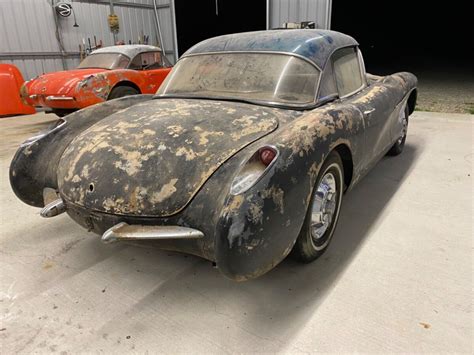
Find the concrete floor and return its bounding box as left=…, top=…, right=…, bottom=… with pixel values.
left=0, top=111, right=472, bottom=353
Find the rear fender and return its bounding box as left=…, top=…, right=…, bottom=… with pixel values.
left=9, top=95, right=153, bottom=207
left=214, top=104, right=364, bottom=280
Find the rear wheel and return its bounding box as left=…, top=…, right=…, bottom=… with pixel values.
left=291, top=151, right=344, bottom=262
left=387, top=104, right=409, bottom=156
left=108, top=86, right=140, bottom=100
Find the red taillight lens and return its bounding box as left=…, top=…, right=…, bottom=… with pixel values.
left=259, top=147, right=276, bottom=166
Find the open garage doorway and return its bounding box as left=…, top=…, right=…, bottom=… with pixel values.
left=331, top=1, right=474, bottom=113
left=174, top=0, right=266, bottom=56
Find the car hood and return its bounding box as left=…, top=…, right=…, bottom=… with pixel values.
left=58, top=98, right=280, bottom=217
left=26, top=68, right=106, bottom=96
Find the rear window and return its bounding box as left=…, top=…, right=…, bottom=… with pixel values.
left=157, top=53, right=320, bottom=105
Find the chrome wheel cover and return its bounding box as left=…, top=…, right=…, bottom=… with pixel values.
left=311, top=172, right=338, bottom=241
left=398, top=106, right=408, bottom=145
left=398, top=117, right=408, bottom=144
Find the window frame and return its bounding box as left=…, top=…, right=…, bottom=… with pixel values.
left=330, top=46, right=367, bottom=99
left=317, top=58, right=338, bottom=101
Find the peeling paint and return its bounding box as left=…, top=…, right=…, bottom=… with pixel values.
left=248, top=201, right=264, bottom=224
left=261, top=186, right=285, bottom=214
left=58, top=99, right=279, bottom=217
left=150, top=178, right=178, bottom=203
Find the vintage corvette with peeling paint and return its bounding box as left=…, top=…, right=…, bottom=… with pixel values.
left=10, top=30, right=417, bottom=281
left=20, top=45, right=172, bottom=117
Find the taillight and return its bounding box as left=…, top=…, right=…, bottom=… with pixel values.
left=259, top=147, right=276, bottom=166
left=230, top=145, right=279, bottom=195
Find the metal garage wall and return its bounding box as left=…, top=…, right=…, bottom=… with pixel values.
left=268, top=0, right=332, bottom=30
left=0, top=0, right=178, bottom=80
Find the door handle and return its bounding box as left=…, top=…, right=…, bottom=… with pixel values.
left=364, top=108, right=376, bottom=115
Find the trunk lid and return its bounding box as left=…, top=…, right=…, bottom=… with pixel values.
left=58, top=98, right=279, bottom=216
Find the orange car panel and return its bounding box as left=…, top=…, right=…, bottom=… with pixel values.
left=22, top=67, right=172, bottom=110
left=0, top=64, right=36, bottom=116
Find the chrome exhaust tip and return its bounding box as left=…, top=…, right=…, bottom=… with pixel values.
left=40, top=199, right=66, bottom=218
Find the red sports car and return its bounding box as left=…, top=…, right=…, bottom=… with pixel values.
left=21, top=45, right=172, bottom=116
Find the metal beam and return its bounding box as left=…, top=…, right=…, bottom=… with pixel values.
left=152, top=0, right=165, bottom=51
left=0, top=52, right=81, bottom=60
left=327, top=0, right=333, bottom=29
left=266, top=0, right=270, bottom=30
left=51, top=0, right=68, bottom=69
left=0, top=49, right=175, bottom=60
left=71, top=0, right=169, bottom=10
left=170, top=0, right=179, bottom=62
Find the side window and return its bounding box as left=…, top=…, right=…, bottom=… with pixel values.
left=332, top=47, right=364, bottom=97
left=141, top=52, right=163, bottom=69
left=129, top=52, right=164, bottom=70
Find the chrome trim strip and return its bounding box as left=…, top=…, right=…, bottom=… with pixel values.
left=20, top=117, right=67, bottom=147
left=357, top=47, right=368, bottom=87
left=101, top=222, right=205, bottom=244
left=40, top=199, right=66, bottom=218
left=46, top=96, right=74, bottom=101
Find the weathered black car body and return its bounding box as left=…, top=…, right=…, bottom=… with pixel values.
left=10, top=30, right=417, bottom=280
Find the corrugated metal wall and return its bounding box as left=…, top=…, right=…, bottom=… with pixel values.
left=0, top=0, right=332, bottom=80
left=268, top=0, right=331, bottom=30
left=0, top=0, right=177, bottom=80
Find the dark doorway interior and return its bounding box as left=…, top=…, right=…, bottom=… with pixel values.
left=332, top=1, right=474, bottom=113
left=174, top=0, right=266, bottom=56
left=332, top=1, right=473, bottom=73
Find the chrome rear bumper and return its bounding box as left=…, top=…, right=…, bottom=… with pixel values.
left=101, top=222, right=204, bottom=244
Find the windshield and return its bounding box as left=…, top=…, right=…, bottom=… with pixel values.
left=77, top=53, right=130, bottom=70
left=157, top=53, right=320, bottom=105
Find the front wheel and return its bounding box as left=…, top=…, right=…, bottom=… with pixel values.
left=108, top=86, right=140, bottom=100
left=387, top=104, right=409, bottom=156
left=291, top=151, right=344, bottom=262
